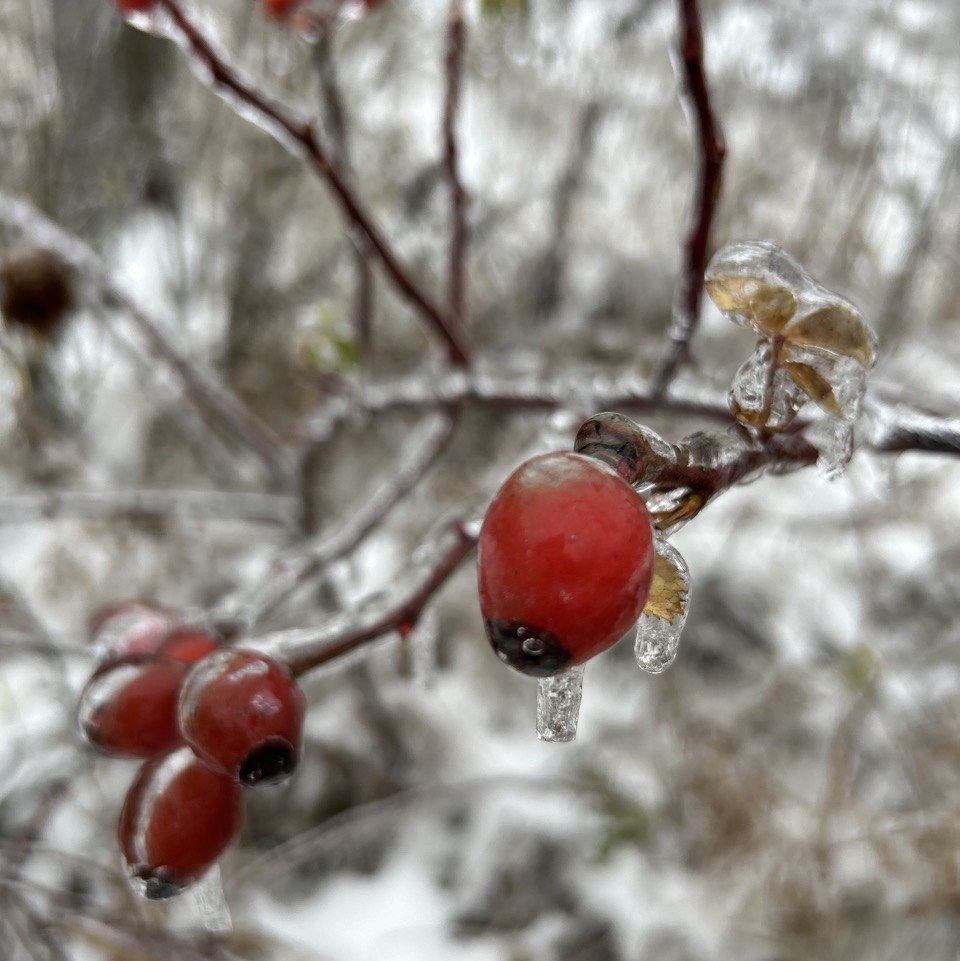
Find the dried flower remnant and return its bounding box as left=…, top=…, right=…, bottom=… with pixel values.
left=635, top=537, right=691, bottom=675
left=0, top=248, right=76, bottom=341
left=705, top=241, right=878, bottom=476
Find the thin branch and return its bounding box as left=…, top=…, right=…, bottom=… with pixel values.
left=157, top=0, right=471, bottom=368
left=0, top=489, right=297, bottom=526
left=259, top=520, right=476, bottom=676
left=217, top=413, right=459, bottom=628
left=442, top=0, right=469, bottom=333
left=298, top=368, right=737, bottom=446
left=0, top=194, right=294, bottom=487
left=312, top=29, right=375, bottom=350
left=653, top=0, right=726, bottom=393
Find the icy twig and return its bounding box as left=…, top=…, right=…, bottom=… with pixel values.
left=653, top=0, right=726, bottom=393
left=256, top=520, right=476, bottom=676
left=298, top=368, right=736, bottom=445
left=156, top=0, right=471, bottom=368
left=220, top=413, right=458, bottom=628
left=0, top=193, right=293, bottom=488
left=312, top=30, right=375, bottom=349
left=863, top=392, right=960, bottom=456
left=0, top=489, right=298, bottom=527
left=442, top=0, right=469, bottom=335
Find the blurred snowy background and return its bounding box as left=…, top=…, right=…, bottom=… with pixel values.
left=2, top=0, right=960, bottom=958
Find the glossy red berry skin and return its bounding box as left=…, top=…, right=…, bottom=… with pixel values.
left=88, top=599, right=175, bottom=662
left=119, top=747, right=245, bottom=899
left=478, top=451, right=655, bottom=677
left=179, top=649, right=306, bottom=786
left=156, top=628, right=220, bottom=664
left=112, top=0, right=158, bottom=11
left=262, top=0, right=304, bottom=19
left=78, top=655, right=187, bottom=759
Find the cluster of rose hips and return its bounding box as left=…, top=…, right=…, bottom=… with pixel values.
left=478, top=451, right=657, bottom=677
left=78, top=601, right=306, bottom=899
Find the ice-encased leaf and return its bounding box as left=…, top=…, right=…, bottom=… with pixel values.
left=705, top=241, right=809, bottom=335
left=786, top=302, right=878, bottom=369
left=536, top=665, right=585, bottom=742
left=705, top=275, right=797, bottom=336
left=784, top=344, right=868, bottom=477
left=635, top=538, right=690, bottom=674
left=728, top=341, right=808, bottom=431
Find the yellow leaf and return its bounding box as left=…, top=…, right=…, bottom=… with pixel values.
left=782, top=361, right=842, bottom=416
left=786, top=303, right=877, bottom=368
left=705, top=275, right=797, bottom=335
left=643, top=552, right=688, bottom=622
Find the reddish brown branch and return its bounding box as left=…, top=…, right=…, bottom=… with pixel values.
left=654, top=0, right=726, bottom=393
left=442, top=0, right=469, bottom=333
left=279, top=521, right=476, bottom=676
left=219, top=413, right=459, bottom=628
left=158, top=0, right=470, bottom=368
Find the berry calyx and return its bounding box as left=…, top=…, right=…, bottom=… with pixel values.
left=119, top=747, right=245, bottom=899
left=178, top=649, right=306, bottom=786
left=78, top=654, right=187, bottom=759
left=477, top=452, right=656, bottom=676
left=156, top=628, right=220, bottom=664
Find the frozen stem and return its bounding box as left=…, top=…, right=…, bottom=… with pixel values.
left=654, top=0, right=727, bottom=393
left=157, top=0, right=470, bottom=368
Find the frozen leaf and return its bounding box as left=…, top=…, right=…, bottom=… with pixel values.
left=536, top=665, right=584, bottom=742
left=705, top=275, right=797, bottom=336
left=785, top=302, right=877, bottom=369
left=635, top=538, right=690, bottom=674
left=728, top=341, right=808, bottom=431
left=781, top=361, right=842, bottom=416
left=644, top=552, right=687, bottom=622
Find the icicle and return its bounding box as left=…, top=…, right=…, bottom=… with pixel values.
left=635, top=538, right=690, bottom=674
left=182, top=866, right=232, bottom=935
left=536, top=665, right=585, bottom=742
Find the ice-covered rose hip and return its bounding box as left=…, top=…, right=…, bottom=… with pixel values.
left=156, top=628, right=220, bottom=664
left=478, top=451, right=655, bottom=676
left=178, top=649, right=306, bottom=786
left=78, top=654, right=186, bottom=759
left=119, top=747, right=245, bottom=899
left=88, top=598, right=176, bottom=662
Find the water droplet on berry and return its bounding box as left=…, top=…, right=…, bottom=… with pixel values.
left=522, top=637, right=545, bottom=656
left=536, top=665, right=585, bottom=742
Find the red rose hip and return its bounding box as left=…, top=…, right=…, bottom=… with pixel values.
left=478, top=451, right=655, bottom=676
left=179, top=649, right=306, bottom=786
left=112, top=0, right=159, bottom=11
left=88, top=598, right=175, bottom=662
left=78, top=654, right=187, bottom=759
left=119, top=747, right=245, bottom=899
left=156, top=628, right=220, bottom=664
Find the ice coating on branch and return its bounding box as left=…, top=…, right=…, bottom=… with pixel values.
left=706, top=241, right=878, bottom=476
left=634, top=537, right=690, bottom=674
left=575, top=412, right=679, bottom=486
left=536, top=665, right=585, bottom=742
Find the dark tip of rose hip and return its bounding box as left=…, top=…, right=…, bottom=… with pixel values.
left=134, top=867, right=186, bottom=901
left=484, top=620, right=571, bottom=677
left=239, top=737, right=298, bottom=786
